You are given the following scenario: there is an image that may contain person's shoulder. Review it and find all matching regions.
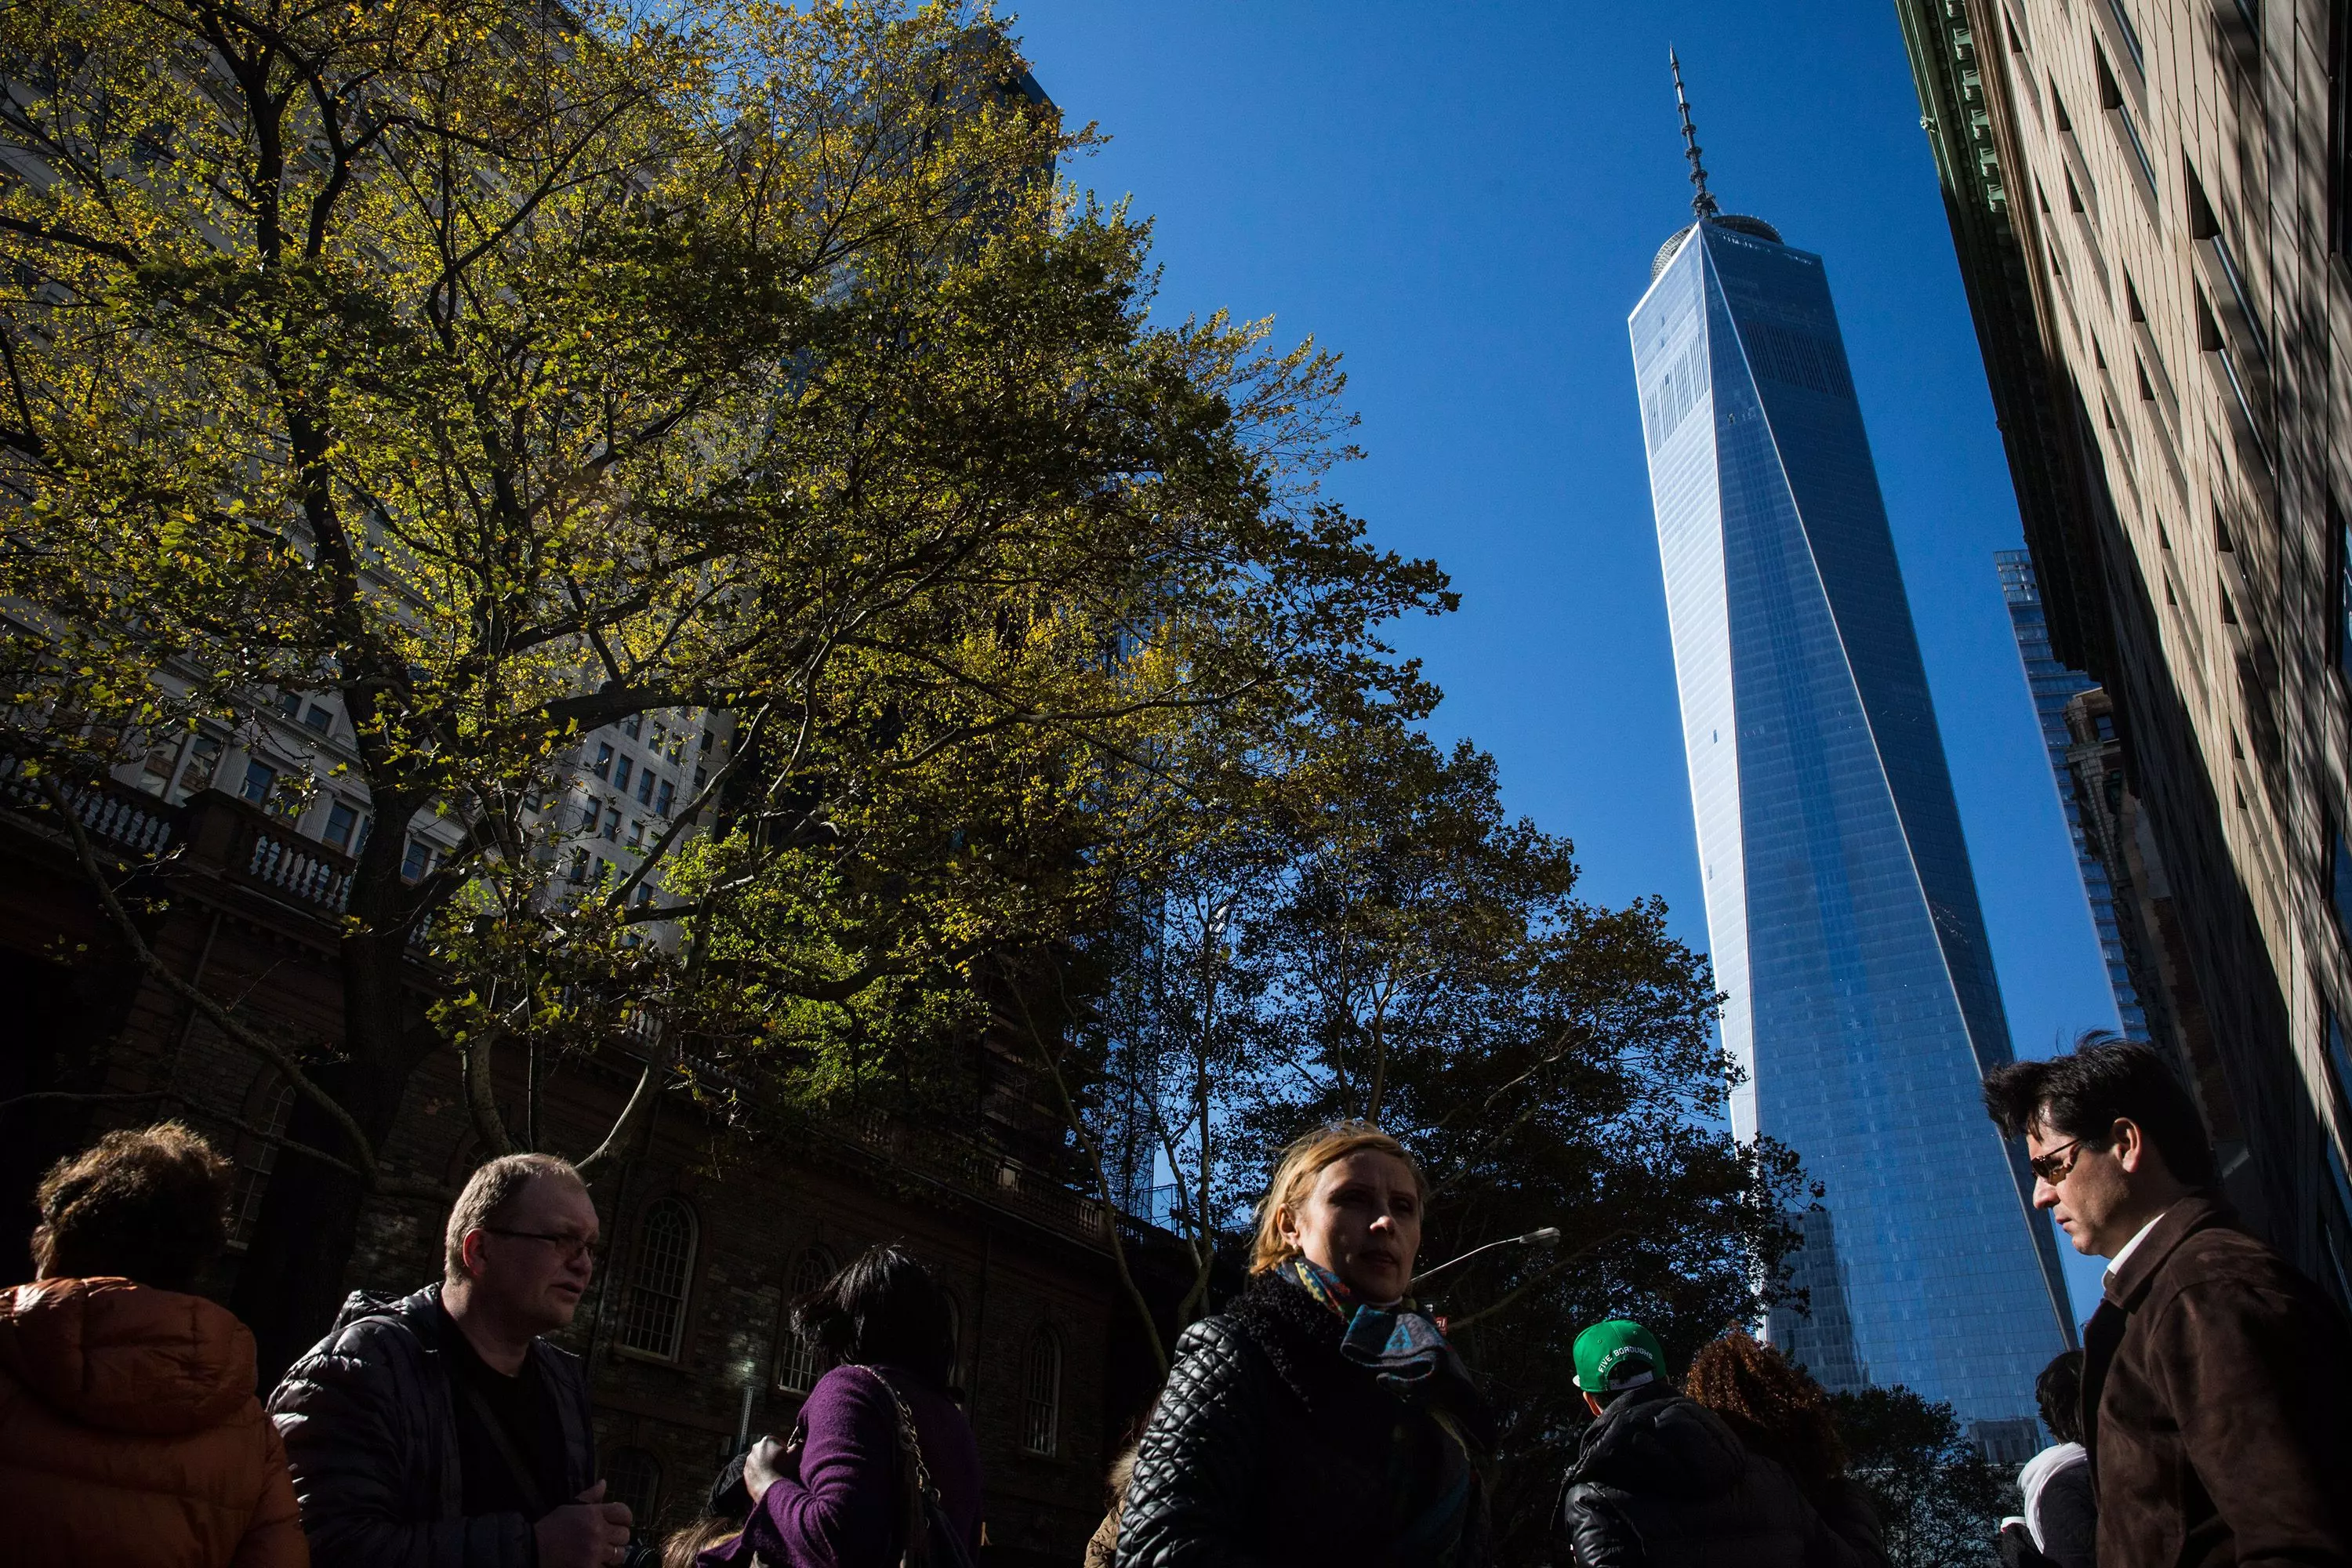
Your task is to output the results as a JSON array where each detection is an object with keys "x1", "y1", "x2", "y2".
[
  {"x1": 803, "y1": 1362, "x2": 904, "y2": 1422},
  {"x1": 304, "y1": 1286, "x2": 441, "y2": 1367},
  {"x1": 2161, "y1": 1222, "x2": 2331, "y2": 1303}
]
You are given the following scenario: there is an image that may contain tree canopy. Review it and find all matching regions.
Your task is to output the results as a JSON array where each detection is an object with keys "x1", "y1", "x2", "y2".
[{"x1": 0, "y1": 0, "x2": 1450, "y2": 1367}]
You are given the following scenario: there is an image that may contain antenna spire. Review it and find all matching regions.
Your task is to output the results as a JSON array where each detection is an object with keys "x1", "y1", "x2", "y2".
[{"x1": 1670, "y1": 47, "x2": 1719, "y2": 220}]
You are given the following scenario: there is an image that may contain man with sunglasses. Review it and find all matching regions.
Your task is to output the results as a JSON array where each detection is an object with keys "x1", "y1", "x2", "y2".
[
  {"x1": 271, "y1": 1152, "x2": 635, "y2": 1568},
  {"x1": 1984, "y1": 1037, "x2": 2352, "y2": 1568}
]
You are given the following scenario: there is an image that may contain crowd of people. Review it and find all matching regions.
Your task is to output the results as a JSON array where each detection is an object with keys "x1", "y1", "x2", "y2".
[{"x1": 2, "y1": 1037, "x2": 2349, "y2": 1566}]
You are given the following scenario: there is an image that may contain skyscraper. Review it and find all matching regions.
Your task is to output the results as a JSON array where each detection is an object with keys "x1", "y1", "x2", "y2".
[
  {"x1": 1629, "y1": 60, "x2": 2074, "y2": 1451},
  {"x1": 1995, "y1": 548, "x2": 2151, "y2": 1041}
]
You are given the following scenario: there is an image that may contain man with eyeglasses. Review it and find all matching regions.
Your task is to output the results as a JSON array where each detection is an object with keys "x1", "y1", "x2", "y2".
[
  {"x1": 1983, "y1": 1036, "x2": 2352, "y2": 1568},
  {"x1": 270, "y1": 1152, "x2": 636, "y2": 1568}
]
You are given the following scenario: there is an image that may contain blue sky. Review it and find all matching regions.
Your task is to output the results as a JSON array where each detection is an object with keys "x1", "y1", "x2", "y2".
[{"x1": 1007, "y1": 2, "x2": 2114, "y2": 1323}]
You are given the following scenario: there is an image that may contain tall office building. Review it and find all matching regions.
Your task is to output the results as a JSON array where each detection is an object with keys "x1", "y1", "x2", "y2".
[
  {"x1": 1996, "y1": 548, "x2": 2151, "y2": 1040},
  {"x1": 1629, "y1": 61, "x2": 2074, "y2": 1450},
  {"x1": 1896, "y1": 0, "x2": 2352, "y2": 1296}
]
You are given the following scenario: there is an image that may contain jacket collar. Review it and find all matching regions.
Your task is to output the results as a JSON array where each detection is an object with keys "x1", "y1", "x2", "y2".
[{"x1": 2103, "y1": 1192, "x2": 2230, "y2": 1311}]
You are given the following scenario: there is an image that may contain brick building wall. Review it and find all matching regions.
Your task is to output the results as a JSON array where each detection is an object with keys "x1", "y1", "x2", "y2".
[{"x1": 0, "y1": 784, "x2": 1151, "y2": 1565}]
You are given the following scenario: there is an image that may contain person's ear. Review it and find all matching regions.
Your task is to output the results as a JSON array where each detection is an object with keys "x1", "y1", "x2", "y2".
[
  {"x1": 2112, "y1": 1118, "x2": 2147, "y2": 1174},
  {"x1": 460, "y1": 1227, "x2": 492, "y2": 1281},
  {"x1": 1277, "y1": 1200, "x2": 1301, "y2": 1249}
]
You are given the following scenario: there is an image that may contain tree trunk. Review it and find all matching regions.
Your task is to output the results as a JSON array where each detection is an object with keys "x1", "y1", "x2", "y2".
[{"x1": 233, "y1": 923, "x2": 432, "y2": 1386}]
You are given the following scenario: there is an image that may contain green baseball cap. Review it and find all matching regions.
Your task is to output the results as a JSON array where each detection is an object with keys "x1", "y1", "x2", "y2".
[{"x1": 1573, "y1": 1319, "x2": 1666, "y2": 1393}]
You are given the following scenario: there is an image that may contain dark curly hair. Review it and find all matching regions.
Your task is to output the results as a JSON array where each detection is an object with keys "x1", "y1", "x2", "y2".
[
  {"x1": 1685, "y1": 1332, "x2": 1847, "y2": 1501},
  {"x1": 787, "y1": 1243, "x2": 954, "y2": 1389},
  {"x1": 31, "y1": 1122, "x2": 234, "y2": 1291}
]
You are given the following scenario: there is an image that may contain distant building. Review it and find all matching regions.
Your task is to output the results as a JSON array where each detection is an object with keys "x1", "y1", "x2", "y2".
[
  {"x1": 1628, "y1": 58, "x2": 2072, "y2": 1455},
  {"x1": 1897, "y1": 0, "x2": 2350, "y2": 1289},
  {"x1": 1995, "y1": 548, "x2": 2150, "y2": 1039}
]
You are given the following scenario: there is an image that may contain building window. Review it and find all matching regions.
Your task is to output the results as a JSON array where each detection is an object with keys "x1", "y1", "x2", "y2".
[
  {"x1": 171, "y1": 735, "x2": 223, "y2": 801},
  {"x1": 1021, "y1": 1328, "x2": 1062, "y2": 1456},
  {"x1": 2103, "y1": 0, "x2": 2143, "y2": 74},
  {"x1": 2330, "y1": 826, "x2": 2352, "y2": 949},
  {"x1": 605, "y1": 1448, "x2": 661, "y2": 1539},
  {"x1": 776, "y1": 1247, "x2": 838, "y2": 1392},
  {"x1": 324, "y1": 800, "x2": 362, "y2": 853},
  {"x1": 622, "y1": 714, "x2": 643, "y2": 739},
  {"x1": 302, "y1": 703, "x2": 335, "y2": 735},
  {"x1": 614, "y1": 755, "x2": 633, "y2": 792},
  {"x1": 2335, "y1": 498, "x2": 2352, "y2": 679},
  {"x1": 2320, "y1": 1004, "x2": 2352, "y2": 1308},
  {"x1": 592, "y1": 742, "x2": 615, "y2": 780},
  {"x1": 567, "y1": 848, "x2": 591, "y2": 885},
  {"x1": 401, "y1": 838, "x2": 435, "y2": 882},
  {"x1": 619, "y1": 1197, "x2": 697, "y2": 1359},
  {"x1": 227, "y1": 1079, "x2": 296, "y2": 1248},
  {"x1": 603, "y1": 808, "x2": 621, "y2": 842},
  {"x1": 240, "y1": 759, "x2": 276, "y2": 806},
  {"x1": 2334, "y1": 0, "x2": 2352, "y2": 254},
  {"x1": 655, "y1": 779, "x2": 675, "y2": 817}
]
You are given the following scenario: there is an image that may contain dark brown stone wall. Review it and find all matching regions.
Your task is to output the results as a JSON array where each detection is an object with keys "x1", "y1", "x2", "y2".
[{"x1": 0, "y1": 794, "x2": 1138, "y2": 1566}]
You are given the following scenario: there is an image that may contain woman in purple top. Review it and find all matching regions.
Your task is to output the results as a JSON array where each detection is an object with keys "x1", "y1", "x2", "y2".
[{"x1": 701, "y1": 1245, "x2": 982, "y2": 1568}]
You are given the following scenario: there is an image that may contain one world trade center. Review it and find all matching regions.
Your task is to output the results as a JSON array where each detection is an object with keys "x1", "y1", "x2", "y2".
[{"x1": 1628, "y1": 58, "x2": 2072, "y2": 1450}]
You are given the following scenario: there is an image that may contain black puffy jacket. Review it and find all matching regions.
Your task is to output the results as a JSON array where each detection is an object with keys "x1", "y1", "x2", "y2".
[
  {"x1": 1557, "y1": 1384, "x2": 1885, "y2": 1568},
  {"x1": 268, "y1": 1284, "x2": 597, "y2": 1568},
  {"x1": 1113, "y1": 1271, "x2": 1490, "y2": 1568}
]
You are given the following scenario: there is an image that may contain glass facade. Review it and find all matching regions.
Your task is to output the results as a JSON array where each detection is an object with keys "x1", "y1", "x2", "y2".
[
  {"x1": 1994, "y1": 550, "x2": 2149, "y2": 1040},
  {"x1": 1632, "y1": 220, "x2": 2074, "y2": 1436}
]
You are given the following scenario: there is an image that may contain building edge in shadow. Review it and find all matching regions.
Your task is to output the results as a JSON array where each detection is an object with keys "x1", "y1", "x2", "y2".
[{"x1": 1896, "y1": 0, "x2": 2352, "y2": 1298}]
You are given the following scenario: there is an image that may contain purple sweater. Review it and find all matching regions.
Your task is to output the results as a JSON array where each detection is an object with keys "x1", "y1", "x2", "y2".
[{"x1": 702, "y1": 1363, "x2": 982, "y2": 1568}]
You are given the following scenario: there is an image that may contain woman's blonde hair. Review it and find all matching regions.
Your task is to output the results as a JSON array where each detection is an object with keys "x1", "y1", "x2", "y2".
[{"x1": 1248, "y1": 1120, "x2": 1425, "y2": 1276}]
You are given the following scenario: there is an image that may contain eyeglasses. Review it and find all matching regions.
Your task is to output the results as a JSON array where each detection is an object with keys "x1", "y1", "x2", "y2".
[
  {"x1": 2027, "y1": 1138, "x2": 2088, "y2": 1185},
  {"x1": 485, "y1": 1226, "x2": 600, "y2": 1265}
]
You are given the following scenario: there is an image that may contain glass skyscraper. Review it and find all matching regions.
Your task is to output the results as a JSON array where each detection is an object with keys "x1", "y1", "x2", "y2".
[
  {"x1": 1629, "y1": 168, "x2": 2074, "y2": 1446},
  {"x1": 1996, "y1": 549, "x2": 2150, "y2": 1042}
]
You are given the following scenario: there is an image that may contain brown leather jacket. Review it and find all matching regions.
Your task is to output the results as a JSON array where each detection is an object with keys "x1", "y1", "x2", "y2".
[
  {"x1": 2082, "y1": 1196, "x2": 2352, "y2": 1568},
  {"x1": 0, "y1": 1276, "x2": 307, "y2": 1568}
]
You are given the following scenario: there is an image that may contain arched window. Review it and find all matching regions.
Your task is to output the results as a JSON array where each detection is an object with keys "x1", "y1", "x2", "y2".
[
  {"x1": 604, "y1": 1447, "x2": 661, "y2": 1537},
  {"x1": 619, "y1": 1198, "x2": 697, "y2": 1359},
  {"x1": 775, "y1": 1246, "x2": 838, "y2": 1393},
  {"x1": 1021, "y1": 1327, "x2": 1062, "y2": 1457}
]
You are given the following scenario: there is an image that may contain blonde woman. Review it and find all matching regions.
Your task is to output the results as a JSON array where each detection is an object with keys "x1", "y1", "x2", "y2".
[{"x1": 1112, "y1": 1122, "x2": 1492, "y2": 1567}]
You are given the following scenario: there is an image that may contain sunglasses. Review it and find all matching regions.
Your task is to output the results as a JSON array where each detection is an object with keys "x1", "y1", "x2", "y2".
[{"x1": 2027, "y1": 1138, "x2": 2088, "y2": 1184}]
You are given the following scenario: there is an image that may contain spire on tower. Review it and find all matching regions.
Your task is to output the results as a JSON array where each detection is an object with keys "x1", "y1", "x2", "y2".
[{"x1": 1670, "y1": 47, "x2": 1719, "y2": 221}]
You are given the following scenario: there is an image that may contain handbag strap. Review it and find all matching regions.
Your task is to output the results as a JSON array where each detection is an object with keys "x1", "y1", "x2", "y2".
[{"x1": 862, "y1": 1365, "x2": 938, "y2": 1498}]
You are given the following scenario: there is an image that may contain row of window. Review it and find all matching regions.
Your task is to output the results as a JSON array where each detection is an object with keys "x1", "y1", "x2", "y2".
[{"x1": 615, "y1": 1198, "x2": 1064, "y2": 1456}]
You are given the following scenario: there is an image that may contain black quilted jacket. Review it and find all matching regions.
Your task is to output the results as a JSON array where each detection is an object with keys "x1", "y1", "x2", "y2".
[
  {"x1": 1112, "y1": 1271, "x2": 1490, "y2": 1568},
  {"x1": 267, "y1": 1284, "x2": 597, "y2": 1568},
  {"x1": 1555, "y1": 1384, "x2": 1886, "y2": 1568}
]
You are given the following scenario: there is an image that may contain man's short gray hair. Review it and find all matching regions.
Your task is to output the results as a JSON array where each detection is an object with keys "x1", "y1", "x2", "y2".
[{"x1": 444, "y1": 1152, "x2": 584, "y2": 1281}]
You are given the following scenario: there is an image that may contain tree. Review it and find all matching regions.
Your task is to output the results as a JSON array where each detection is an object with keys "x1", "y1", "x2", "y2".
[
  {"x1": 1834, "y1": 1385, "x2": 2009, "y2": 1568},
  {"x1": 1018, "y1": 710, "x2": 1809, "y2": 1522},
  {"x1": 0, "y1": 0, "x2": 1447, "y2": 1370}
]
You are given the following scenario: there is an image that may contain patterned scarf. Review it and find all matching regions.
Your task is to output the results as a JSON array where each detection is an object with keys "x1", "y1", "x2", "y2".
[{"x1": 1286, "y1": 1258, "x2": 1482, "y2": 1563}]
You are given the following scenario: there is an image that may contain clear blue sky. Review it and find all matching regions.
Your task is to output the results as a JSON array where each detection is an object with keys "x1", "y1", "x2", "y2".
[{"x1": 1008, "y1": 1, "x2": 2114, "y2": 1323}]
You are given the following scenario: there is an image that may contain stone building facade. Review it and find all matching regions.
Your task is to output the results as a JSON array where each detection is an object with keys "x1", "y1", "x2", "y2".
[
  {"x1": 0, "y1": 778, "x2": 1160, "y2": 1563},
  {"x1": 1896, "y1": 0, "x2": 2352, "y2": 1290}
]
